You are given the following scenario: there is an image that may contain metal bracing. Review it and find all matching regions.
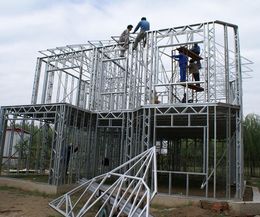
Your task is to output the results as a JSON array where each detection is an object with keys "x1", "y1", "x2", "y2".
[
  {"x1": 0, "y1": 21, "x2": 252, "y2": 200},
  {"x1": 83, "y1": 113, "x2": 93, "y2": 179},
  {"x1": 125, "y1": 112, "x2": 134, "y2": 162},
  {"x1": 49, "y1": 104, "x2": 66, "y2": 185},
  {"x1": 141, "y1": 108, "x2": 152, "y2": 152},
  {"x1": 235, "y1": 109, "x2": 243, "y2": 198},
  {"x1": 6, "y1": 118, "x2": 15, "y2": 175},
  {"x1": 35, "y1": 122, "x2": 42, "y2": 173},
  {"x1": 26, "y1": 121, "x2": 34, "y2": 174},
  {"x1": 224, "y1": 24, "x2": 230, "y2": 103},
  {"x1": 153, "y1": 104, "x2": 243, "y2": 198},
  {"x1": 29, "y1": 21, "x2": 251, "y2": 110},
  {"x1": 40, "y1": 122, "x2": 49, "y2": 174},
  {"x1": 205, "y1": 22, "x2": 216, "y2": 102},
  {"x1": 49, "y1": 146, "x2": 157, "y2": 217},
  {"x1": 226, "y1": 107, "x2": 231, "y2": 199},
  {"x1": 31, "y1": 57, "x2": 42, "y2": 104}
]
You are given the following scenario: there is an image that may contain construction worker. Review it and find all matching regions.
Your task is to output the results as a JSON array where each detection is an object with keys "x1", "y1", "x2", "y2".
[
  {"x1": 190, "y1": 44, "x2": 201, "y2": 68},
  {"x1": 132, "y1": 17, "x2": 150, "y2": 51},
  {"x1": 64, "y1": 143, "x2": 79, "y2": 175},
  {"x1": 188, "y1": 59, "x2": 200, "y2": 86},
  {"x1": 151, "y1": 90, "x2": 160, "y2": 104},
  {"x1": 119, "y1": 24, "x2": 133, "y2": 57},
  {"x1": 190, "y1": 44, "x2": 200, "y2": 55},
  {"x1": 181, "y1": 93, "x2": 193, "y2": 103},
  {"x1": 172, "y1": 50, "x2": 188, "y2": 82}
]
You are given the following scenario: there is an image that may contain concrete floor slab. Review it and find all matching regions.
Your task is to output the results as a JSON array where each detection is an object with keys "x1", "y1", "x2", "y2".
[{"x1": 253, "y1": 187, "x2": 260, "y2": 202}]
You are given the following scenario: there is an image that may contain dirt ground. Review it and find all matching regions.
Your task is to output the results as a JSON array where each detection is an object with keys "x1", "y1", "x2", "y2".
[
  {"x1": 150, "y1": 205, "x2": 228, "y2": 217},
  {"x1": 0, "y1": 187, "x2": 229, "y2": 217},
  {"x1": 0, "y1": 189, "x2": 59, "y2": 217}
]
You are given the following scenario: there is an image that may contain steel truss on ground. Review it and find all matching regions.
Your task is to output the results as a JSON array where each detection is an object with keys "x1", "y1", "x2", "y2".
[
  {"x1": 0, "y1": 20, "x2": 252, "y2": 200},
  {"x1": 49, "y1": 146, "x2": 157, "y2": 217}
]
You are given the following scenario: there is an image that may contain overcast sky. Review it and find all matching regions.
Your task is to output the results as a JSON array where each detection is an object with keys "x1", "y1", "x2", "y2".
[{"x1": 0, "y1": 0, "x2": 259, "y2": 116}]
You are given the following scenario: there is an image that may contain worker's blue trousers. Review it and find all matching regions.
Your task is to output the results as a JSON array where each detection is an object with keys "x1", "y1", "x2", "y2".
[{"x1": 180, "y1": 65, "x2": 187, "y2": 81}]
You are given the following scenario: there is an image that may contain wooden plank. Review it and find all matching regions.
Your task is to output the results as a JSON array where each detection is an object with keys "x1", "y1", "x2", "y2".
[
  {"x1": 180, "y1": 83, "x2": 204, "y2": 92},
  {"x1": 176, "y1": 47, "x2": 203, "y2": 61}
]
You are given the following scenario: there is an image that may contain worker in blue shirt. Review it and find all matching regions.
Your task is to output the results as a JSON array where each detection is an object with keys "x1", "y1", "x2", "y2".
[
  {"x1": 190, "y1": 44, "x2": 200, "y2": 55},
  {"x1": 172, "y1": 50, "x2": 188, "y2": 82},
  {"x1": 132, "y1": 17, "x2": 150, "y2": 50},
  {"x1": 190, "y1": 43, "x2": 201, "y2": 68}
]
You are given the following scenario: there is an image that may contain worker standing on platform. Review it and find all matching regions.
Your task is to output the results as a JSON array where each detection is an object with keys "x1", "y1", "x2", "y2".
[
  {"x1": 132, "y1": 17, "x2": 150, "y2": 51},
  {"x1": 151, "y1": 90, "x2": 160, "y2": 104},
  {"x1": 190, "y1": 44, "x2": 200, "y2": 55},
  {"x1": 190, "y1": 44, "x2": 201, "y2": 68},
  {"x1": 119, "y1": 24, "x2": 133, "y2": 57},
  {"x1": 172, "y1": 50, "x2": 188, "y2": 82},
  {"x1": 188, "y1": 59, "x2": 200, "y2": 86}
]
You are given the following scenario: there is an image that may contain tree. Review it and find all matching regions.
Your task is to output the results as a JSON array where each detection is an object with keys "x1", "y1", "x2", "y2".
[{"x1": 243, "y1": 113, "x2": 260, "y2": 176}]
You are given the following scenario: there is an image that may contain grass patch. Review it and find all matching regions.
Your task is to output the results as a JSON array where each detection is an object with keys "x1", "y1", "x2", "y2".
[
  {"x1": 215, "y1": 214, "x2": 228, "y2": 217},
  {"x1": 150, "y1": 204, "x2": 176, "y2": 217},
  {"x1": 186, "y1": 200, "x2": 193, "y2": 206},
  {"x1": 151, "y1": 204, "x2": 167, "y2": 209},
  {"x1": 246, "y1": 177, "x2": 260, "y2": 188},
  {"x1": 0, "y1": 185, "x2": 60, "y2": 199}
]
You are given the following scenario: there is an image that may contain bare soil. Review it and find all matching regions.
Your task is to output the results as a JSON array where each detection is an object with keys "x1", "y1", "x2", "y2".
[
  {"x1": 0, "y1": 189, "x2": 58, "y2": 217},
  {"x1": 0, "y1": 187, "x2": 230, "y2": 217},
  {"x1": 151, "y1": 205, "x2": 228, "y2": 217}
]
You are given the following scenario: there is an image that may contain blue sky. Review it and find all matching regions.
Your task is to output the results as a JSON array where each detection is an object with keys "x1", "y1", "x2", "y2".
[{"x1": 0, "y1": 0, "x2": 259, "y2": 116}]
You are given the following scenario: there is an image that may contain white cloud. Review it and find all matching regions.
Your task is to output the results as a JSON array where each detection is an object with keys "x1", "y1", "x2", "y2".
[{"x1": 0, "y1": 0, "x2": 259, "y2": 115}]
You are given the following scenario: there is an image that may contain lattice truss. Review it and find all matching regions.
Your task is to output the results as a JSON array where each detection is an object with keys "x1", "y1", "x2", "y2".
[
  {"x1": 32, "y1": 21, "x2": 252, "y2": 112},
  {"x1": 49, "y1": 147, "x2": 157, "y2": 217}
]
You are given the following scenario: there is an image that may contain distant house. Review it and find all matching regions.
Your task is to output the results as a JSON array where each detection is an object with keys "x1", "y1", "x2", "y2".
[{"x1": 2, "y1": 127, "x2": 30, "y2": 165}]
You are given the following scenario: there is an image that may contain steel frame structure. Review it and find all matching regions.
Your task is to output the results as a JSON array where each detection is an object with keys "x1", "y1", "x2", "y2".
[
  {"x1": 0, "y1": 20, "x2": 252, "y2": 200},
  {"x1": 49, "y1": 146, "x2": 157, "y2": 217}
]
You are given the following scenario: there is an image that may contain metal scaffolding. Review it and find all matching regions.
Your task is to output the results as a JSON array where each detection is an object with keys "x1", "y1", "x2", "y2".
[{"x1": 0, "y1": 20, "x2": 252, "y2": 199}]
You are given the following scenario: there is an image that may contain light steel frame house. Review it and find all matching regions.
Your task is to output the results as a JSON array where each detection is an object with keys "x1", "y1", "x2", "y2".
[{"x1": 0, "y1": 20, "x2": 252, "y2": 200}]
